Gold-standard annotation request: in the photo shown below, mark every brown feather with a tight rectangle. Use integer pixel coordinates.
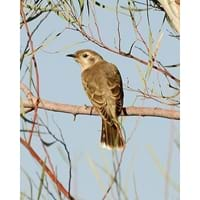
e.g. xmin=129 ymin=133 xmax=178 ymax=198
xmin=82 ymin=60 xmax=125 ymax=149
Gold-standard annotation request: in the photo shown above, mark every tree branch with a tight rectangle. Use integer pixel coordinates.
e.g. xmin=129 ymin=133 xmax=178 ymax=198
xmin=21 ymin=83 xmax=179 ymax=120
xmin=20 ymin=137 xmax=75 ymax=200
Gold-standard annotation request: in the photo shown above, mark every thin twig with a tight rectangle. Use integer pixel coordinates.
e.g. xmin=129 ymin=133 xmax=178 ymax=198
xmin=47 ymin=117 xmax=73 ymax=194
xmin=59 ymin=2 xmax=180 ymax=83
xmin=76 ymin=27 xmax=180 ymax=83
xmin=116 ymin=0 xmax=121 ymax=51
xmin=102 ymin=148 xmax=125 ymax=199
xmin=20 ymin=137 xmax=75 ymax=200
xmin=20 ymin=0 xmax=40 ymax=144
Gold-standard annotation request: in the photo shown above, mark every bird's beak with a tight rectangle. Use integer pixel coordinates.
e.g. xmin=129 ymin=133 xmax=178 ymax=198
xmin=66 ymin=54 xmax=76 ymax=58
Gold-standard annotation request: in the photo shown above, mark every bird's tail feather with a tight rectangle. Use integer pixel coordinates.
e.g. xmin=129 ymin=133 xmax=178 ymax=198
xmin=101 ymin=119 xmax=125 ymax=150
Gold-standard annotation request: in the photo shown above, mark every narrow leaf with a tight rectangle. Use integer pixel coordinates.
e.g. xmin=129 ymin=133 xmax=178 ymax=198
xmin=78 ymin=0 xmax=84 ymax=15
xmin=37 ymin=158 xmax=46 ymax=200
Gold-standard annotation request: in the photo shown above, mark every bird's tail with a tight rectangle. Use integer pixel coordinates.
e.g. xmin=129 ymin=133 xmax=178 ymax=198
xmin=101 ymin=119 xmax=125 ymax=150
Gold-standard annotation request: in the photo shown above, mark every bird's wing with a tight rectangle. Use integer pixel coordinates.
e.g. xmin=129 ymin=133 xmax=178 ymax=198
xmin=81 ymin=62 xmax=123 ymax=124
xmin=106 ymin=66 xmax=123 ymax=116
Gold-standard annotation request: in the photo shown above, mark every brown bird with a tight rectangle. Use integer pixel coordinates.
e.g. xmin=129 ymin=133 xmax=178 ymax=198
xmin=67 ymin=49 xmax=125 ymax=149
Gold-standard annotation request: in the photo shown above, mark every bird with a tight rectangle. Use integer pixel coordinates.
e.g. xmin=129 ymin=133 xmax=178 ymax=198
xmin=67 ymin=49 xmax=125 ymax=149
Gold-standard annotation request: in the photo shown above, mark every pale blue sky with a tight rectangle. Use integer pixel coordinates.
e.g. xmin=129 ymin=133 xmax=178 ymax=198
xmin=21 ymin=1 xmax=179 ymax=199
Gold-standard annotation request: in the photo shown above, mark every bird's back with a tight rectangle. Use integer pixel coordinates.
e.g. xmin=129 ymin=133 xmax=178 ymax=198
xmin=81 ymin=60 xmax=123 ymax=118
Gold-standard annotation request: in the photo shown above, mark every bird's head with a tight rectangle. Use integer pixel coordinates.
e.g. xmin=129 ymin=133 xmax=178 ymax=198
xmin=67 ymin=49 xmax=104 ymax=71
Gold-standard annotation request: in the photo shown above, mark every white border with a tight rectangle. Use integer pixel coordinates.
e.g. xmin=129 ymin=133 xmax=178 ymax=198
xmin=0 ymin=1 xmax=19 ymax=199
xmin=1 ymin=1 xmax=200 ymax=199
xmin=181 ymin=1 xmax=200 ymax=199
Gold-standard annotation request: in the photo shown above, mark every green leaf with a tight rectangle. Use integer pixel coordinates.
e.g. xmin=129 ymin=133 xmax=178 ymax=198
xmin=20 ymin=97 xmax=25 ymax=117
xmin=145 ymin=31 xmax=153 ymax=79
xmin=37 ymin=158 xmax=46 ymax=200
xmin=78 ymin=0 xmax=84 ymax=14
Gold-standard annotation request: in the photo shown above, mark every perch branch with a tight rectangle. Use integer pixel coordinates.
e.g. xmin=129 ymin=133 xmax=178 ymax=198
xmin=21 ymin=83 xmax=179 ymax=120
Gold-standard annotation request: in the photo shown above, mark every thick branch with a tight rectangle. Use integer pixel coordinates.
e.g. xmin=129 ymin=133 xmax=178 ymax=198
xmin=21 ymin=83 xmax=179 ymax=120
xmin=22 ymin=99 xmax=179 ymax=120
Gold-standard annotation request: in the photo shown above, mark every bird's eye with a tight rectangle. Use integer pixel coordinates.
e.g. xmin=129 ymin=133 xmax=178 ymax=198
xmin=83 ymin=54 xmax=88 ymax=58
